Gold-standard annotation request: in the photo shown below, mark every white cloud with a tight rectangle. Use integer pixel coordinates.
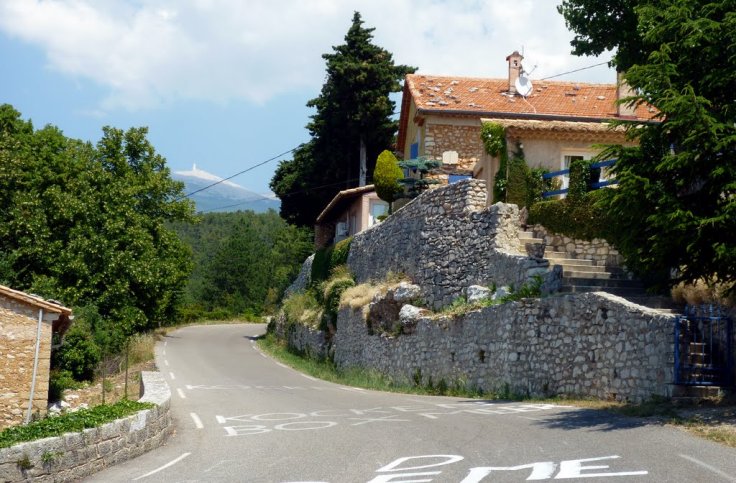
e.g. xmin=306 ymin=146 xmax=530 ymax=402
xmin=0 ymin=0 xmax=615 ymax=110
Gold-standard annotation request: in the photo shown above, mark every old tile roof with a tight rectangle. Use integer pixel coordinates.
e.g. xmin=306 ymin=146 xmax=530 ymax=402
xmin=0 ymin=284 xmax=72 ymax=315
xmin=398 ymin=74 xmax=657 ymax=150
xmin=405 ymin=74 xmax=654 ymax=119
xmin=316 ymin=184 xmax=376 ymax=224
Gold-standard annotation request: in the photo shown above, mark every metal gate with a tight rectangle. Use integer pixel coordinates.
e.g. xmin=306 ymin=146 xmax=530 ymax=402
xmin=674 ymin=304 xmax=734 ymax=386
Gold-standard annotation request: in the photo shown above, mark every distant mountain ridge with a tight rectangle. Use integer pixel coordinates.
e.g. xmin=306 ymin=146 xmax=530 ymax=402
xmin=172 ymin=165 xmax=280 ymax=214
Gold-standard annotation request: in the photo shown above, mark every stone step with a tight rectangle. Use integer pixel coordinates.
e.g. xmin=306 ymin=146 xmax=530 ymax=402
xmin=561 ymin=277 xmax=644 ymax=289
xmin=547 ymin=258 xmax=596 ymax=267
xmin=518 ymin=230 xmax=535 ymax=238
xmin=519 ymin=237 xmax=545 ymax=245
xmin=563 ymin=270 xmax=614 ymax=280
xmin=558 ymin=285 xmax=646 ymax=297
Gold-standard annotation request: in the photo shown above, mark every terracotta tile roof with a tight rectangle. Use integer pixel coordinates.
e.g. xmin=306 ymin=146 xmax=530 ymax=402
xmin=0 ymin=284 xmax=72 ymax=315
xmin=479 ymin=118 xmax=627 ymax=133
xmin=316 ymin=185 xmax=375 ymax=224
xmin=405 ymin=74 xmax=655 ymax=120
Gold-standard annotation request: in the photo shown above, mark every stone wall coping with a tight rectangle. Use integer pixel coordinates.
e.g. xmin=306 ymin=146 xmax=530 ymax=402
xmin=0 ymin=371 xmax=172 ymax=482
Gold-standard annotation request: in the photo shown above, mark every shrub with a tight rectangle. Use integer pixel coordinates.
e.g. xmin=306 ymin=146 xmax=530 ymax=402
xmin=48 ymin=370 xmax=82 ymax=403
xmin=330 ymin=237 xmax=352 ymax=269
xmin=506 ymin=153 xmax=530 ymax=208
xmin=311 ymin=246 xmax=333 ymax=285
xmin=528 ymin=190 xmax=611 ymax=241
xmin=51 ymin=322 xmax=100 ymax=382
xmin=321 ymin=271 xmax=356 ymax=330
xmin=374 ymin=150 xmax=404 ymax=209
xmin=282 ymin=291 xmax=322 ymax=328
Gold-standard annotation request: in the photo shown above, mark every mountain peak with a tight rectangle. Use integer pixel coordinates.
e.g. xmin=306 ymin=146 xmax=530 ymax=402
xmin=174 ymin=164 xmax=242 ymax=189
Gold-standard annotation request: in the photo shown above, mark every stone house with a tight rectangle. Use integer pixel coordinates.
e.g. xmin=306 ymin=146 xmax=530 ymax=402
xmin=396 ymin=51 xmax=656 ymax=204
xmin=0 ymin=285 xmax=72 ymax=429
xmin=314 ymin=184 xmax=389 ymax=249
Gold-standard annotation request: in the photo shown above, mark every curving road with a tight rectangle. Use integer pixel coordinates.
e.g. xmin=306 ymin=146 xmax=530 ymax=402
xmin=87 ymin=324 xmax=736 ymax=482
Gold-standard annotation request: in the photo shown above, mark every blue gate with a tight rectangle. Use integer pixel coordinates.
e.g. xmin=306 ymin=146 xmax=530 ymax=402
xmin=674 ymin=305 xmax=734 ymax=386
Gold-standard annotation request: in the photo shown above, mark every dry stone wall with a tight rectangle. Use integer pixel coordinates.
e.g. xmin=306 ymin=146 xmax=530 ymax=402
xmin=334 ymin=292 xmax=676 ymax=403
xmin=347 ymin=179 xmax=549 ymax=309
xmin=530 ymin=224 xmax=625 ymax=269
xmin=0 ymin=371 xmax=172 ymax=482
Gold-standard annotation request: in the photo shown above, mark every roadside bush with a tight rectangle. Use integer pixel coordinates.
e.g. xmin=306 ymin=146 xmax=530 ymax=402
xmin=48 ymin=370 xmax=82 ymax=403
xmin=320 ymin=267 xmax=356 ymax=330
xmin=330 ymin=237 xmax=352 ymax=269
xmin=528 ymin=189 xmax=610 ymax=241
xmin=51 ymin=322 xmax=100 ymax=382
xmin=282 ymin=290 xmax=322 ymax=328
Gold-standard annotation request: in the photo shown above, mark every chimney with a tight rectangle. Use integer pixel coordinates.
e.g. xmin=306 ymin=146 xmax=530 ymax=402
xmin=506 ymin=51 xmax=524 ymax=94
xmin=616 ymin=71 xmax=637 ymax=118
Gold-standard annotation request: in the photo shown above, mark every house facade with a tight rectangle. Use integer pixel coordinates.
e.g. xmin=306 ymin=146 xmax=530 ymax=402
xmin=396 ymin=52 xmax=655 ymax=203
xmin=315 ymin=185 xmax=389 ymax=248
xmin=0 ymin=285 xmax=72 ymax=429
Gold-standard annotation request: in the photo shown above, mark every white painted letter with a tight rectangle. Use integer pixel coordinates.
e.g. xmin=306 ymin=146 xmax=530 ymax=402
xmin=460 ymin=462 xmax=557 ymax=482
xmin=377 ymin=455 xmax=464 ymax=472
xmin=555 ymin=456 xmax=648 ymax=479
xmin=367 ymin=471 xmax=441 ymax=483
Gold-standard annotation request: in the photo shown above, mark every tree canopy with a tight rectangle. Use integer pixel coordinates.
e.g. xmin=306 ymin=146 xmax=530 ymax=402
xmin=558 ymin=0 xmax=736 ymax=292
xmin=270 ymin=11 xmax=416 ymax=227
xmin=373 ymin=150 xmax=404 ymax=209
xmin=0 ymin=104 xmax=195 ymax=332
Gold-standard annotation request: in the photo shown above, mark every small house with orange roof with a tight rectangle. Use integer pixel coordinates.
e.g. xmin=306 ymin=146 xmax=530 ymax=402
xmin=396 ymin=51 xmax=656 ymax=203
xmin=0 ymin=285 xmax=72 ymax=428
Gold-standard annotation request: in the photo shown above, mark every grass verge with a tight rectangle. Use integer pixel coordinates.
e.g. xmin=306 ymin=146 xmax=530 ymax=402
xmin=0 ymin=400 xmax=153 ymax=448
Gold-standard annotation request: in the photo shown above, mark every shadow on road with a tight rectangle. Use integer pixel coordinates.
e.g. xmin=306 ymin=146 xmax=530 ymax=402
xmin=532 ymin=408 xmax=663 ymax=432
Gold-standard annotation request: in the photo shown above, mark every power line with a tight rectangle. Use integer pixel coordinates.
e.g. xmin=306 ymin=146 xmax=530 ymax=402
xmin=176 ymin=147 xmax=298 ymax=201
xmin=539 ymin=60 xmax=611 ymax=81
xmin=199 ymin=177 xmax=371 ymax=214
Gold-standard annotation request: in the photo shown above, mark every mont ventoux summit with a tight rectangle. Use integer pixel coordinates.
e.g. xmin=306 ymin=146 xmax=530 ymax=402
xmin=171 ymin=164 xmax=280 ymax=213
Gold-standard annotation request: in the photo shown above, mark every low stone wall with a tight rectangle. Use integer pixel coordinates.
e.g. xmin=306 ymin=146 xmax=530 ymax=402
xmin=284 ymin=253 xmax=314 ymax=297
xmin=348 ymin=180 xmax=549 ymax=309
xmin=334 ymin=292 xmax=676 ymax=403
xmin=530 ymin=224 xmax=624 ymax=268
xmin=0 ymin=371 xmax=172 ymax=482
xmin=270 ymin=313 xmax=329 ymax=360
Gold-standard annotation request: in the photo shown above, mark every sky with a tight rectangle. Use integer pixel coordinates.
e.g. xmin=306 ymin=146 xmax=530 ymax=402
xmin=0 ymin=0 xmax=616 ymax=195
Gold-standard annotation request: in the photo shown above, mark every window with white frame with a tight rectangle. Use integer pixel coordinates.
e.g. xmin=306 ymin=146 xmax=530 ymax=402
xmin=561 ymin=151 xmax=593 ymax=192
xmin=369 ymin=200 xmax=389 ymax=226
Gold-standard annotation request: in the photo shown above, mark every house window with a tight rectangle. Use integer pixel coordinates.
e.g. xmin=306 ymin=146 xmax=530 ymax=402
xmin=561 ymin=153 xmax=592 ymax=191
xmin=369 ymin=200 xmax=389 ymax=226
xmin=448 ymin=174 xmax=471 ymax=184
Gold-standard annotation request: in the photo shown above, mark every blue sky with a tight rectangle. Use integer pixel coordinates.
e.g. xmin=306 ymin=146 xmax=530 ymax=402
xmin=0 ymin=1 xmax=615 ymax=195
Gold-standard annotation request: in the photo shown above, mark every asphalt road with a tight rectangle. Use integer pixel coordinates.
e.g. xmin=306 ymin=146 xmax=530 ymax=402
xmin=87 ymin=324 xmax=736 ymax=482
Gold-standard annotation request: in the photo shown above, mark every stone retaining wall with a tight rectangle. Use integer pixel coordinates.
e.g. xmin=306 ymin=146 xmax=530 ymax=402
xmin=0 ymin=371 xmax=172 ymax=482
xmin=530 ymin=224 xmax=624 ymax=268
xmin=270 ymin=313 xmax=329 ymax=360
xmin=334 ymin=292 xmax=676 ymax=403
xmin=347 ymin=180 xmax=549 ymax=309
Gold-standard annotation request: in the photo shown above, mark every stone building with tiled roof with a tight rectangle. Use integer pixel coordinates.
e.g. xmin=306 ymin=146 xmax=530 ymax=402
xmin=0 ymin=285 xmax=72 ymax=428
xmin=396 ymin=51 xmax=657 ymax=204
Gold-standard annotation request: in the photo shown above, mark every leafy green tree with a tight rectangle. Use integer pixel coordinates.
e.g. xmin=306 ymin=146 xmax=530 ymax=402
xmin=558 ymin=0 xmax=736 ymax=291
xmin=373 ymin=150 xmax=404 ymax=212
xmin=0 ymin=105 xmax=195 ymax=331
xmin=270 ymin=12 xmax=416 ymax=227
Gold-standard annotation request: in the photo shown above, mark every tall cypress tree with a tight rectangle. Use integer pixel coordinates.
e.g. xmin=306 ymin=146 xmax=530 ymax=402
xmin=271 ymin=12 xmax=416 ymax=227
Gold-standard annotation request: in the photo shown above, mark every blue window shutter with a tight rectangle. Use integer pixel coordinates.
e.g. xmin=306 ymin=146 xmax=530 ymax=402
xmin=410 ymin=143 xmax=418 ymax=159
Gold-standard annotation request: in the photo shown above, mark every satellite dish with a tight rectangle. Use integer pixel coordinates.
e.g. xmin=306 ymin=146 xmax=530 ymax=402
xmin=515 ymin=75 xmax=533 ymax=97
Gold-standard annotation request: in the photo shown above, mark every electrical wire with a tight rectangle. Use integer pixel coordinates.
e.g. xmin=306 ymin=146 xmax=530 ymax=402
xmin=199 ymin=176 xmax=371 ymax=213
xmin=538 ymin=60 xmax=611 ymax=81
xmin=175 ymin=147 xmax=298 ymax=201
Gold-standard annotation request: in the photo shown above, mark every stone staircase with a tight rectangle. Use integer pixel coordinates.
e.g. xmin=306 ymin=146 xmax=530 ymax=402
xmin=518 ymin=230 xmax=646 ymax=298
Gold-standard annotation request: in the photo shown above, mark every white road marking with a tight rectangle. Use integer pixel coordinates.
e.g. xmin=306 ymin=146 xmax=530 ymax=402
xmin=340 ymin=387 xmax=366 ymax=393
xmin=679 ymin=454 xmax=736 ymax=482
xmin=216 ymin=415 xmax=226 ymax=424
xmin=190 ymin=412 xmax=203 ymax=429
xmin=132 ymin=452 xmax=191 ymax=480
xmin=517 ymin=416 xmax=544 ymax=421
xmin=301 ymin=374 xmax=318 ymax=382
xmin=276 ymin=362 xmax=289 ymax=369
xmin=162 ymin=350 xmax=166 ymax=356
xmin=169 ymin=372 xmax=176 ymax=380
xmin=164 ymin=359 xmax=170 ymax=367
xmin=164 ymin=341 xmax=168 ymax=347
xmin=177 ymin=388 xmax=186 ymax=399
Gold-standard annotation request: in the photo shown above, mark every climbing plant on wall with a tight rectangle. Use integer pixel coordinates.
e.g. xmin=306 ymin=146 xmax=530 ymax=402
xmin=480 ymin=122 xmax=509 ymax=202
